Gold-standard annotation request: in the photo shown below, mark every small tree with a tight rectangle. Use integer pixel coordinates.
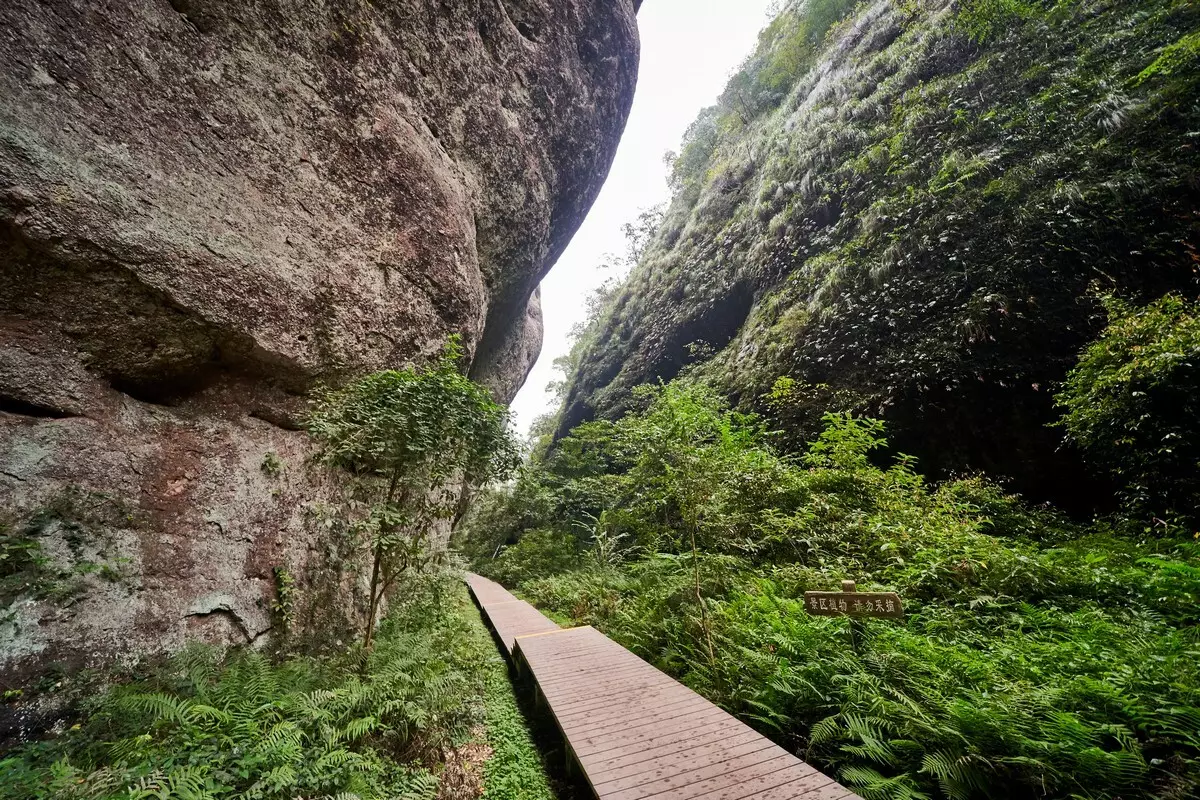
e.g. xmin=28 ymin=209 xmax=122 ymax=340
xmin=1055 ymin=293 xmax=1200 ymax=530
xmin=307 ymin=336 xmax=520 ymax=648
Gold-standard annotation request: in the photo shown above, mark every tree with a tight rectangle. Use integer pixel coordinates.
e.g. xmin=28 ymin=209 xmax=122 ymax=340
xmin=307 ymin=336 xmax=520 ymax=648
xmin=1055 ymin=294 xmax=1200 ymax=530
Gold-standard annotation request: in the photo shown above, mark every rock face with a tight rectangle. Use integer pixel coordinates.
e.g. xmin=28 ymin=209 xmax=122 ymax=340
xmin=560 ymin=0 xmax=1198 ymax=509
xmin=0 ymin=0 xmax=638 ymax=690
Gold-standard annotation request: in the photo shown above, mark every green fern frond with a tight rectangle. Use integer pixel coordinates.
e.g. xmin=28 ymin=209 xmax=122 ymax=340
xmin=117 ymin=692 xmax=192 ymax=727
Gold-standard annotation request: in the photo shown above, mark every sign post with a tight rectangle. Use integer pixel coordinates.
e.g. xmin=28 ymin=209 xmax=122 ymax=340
xmin=804 ymin=580 xmax=904 ymax=652
xmin=804 ymin=580 xmax=904 ymax=619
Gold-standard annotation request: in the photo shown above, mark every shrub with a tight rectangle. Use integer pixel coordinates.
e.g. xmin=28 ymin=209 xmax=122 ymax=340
xmin=1055 ymin=293 xmax=1200 ymax=529
xmin=480 ymin=529 xmax=582 ymax=587
xmin=307 ymin=336 xmax=520 ymax=647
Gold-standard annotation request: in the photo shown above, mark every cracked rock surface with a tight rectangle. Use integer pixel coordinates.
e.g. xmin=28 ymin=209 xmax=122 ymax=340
xmin=0 ymin=0 xmax=638 ymax=691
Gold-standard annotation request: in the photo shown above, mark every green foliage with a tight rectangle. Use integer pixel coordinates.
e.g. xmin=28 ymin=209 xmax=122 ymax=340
xmin=557 ymin=0 xmax=1200 ymax=506
xmin=720 ymin=0 xmax=861 ymax=124
xmin=758 ymin=0 xmax=862 ymax=90
xmin=461 ymin=382 xmax=1200 ymax=799
xmin=259 ymin=453 xmax=284 ymax=478
xmin=479 ymin=529 xmax=582 ymax=588
xmin=803 ymin=412 xmax=887 ymax=469
xmin=308 ymin=336 xmax=518 ymax=488
xmin=955 ymin=0 xmax=1045 ymax=44
xmin=271 ymin=566 xmax=296 ymax=630
xmin=0 ymin=525 xmax=52 ymax=606
xmin=1 ymin=487 xmax=139 ymax=609
xmin=0 ymin=574 xmax=544 ymax=800
xmin=1136 ymin=29 xmax=1200 ymax=84
xmin=479 ymin=651 xmax=555 ymax=800
xmin=668 ymin=107 xmax=721 ymax=196
xmin=307 ymin=336 xmax=520 ymax=647
xmin=1055 ymin=293 xmax=1200 ymax=527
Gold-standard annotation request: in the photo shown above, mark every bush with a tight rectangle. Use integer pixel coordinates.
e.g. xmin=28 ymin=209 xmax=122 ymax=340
xmin=459 ymin=379 xmax=1200 ymax=799
xmin=1055 ymin=294 xmax=1200 ymax=529
xmin=481 ymin=529 xmax=582 ymax=587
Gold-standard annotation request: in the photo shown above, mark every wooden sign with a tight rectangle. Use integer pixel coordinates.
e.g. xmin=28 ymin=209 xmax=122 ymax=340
xmin=804 ymin=580 xmax=904 ymax=619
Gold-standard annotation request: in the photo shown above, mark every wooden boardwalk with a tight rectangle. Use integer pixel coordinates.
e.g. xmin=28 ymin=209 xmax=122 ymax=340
xmin=465 ymin=573 xmax=861 ymax=800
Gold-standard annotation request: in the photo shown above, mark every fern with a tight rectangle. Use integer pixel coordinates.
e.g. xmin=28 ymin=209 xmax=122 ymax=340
xmin=116 ymin=692 xmax=193 ymax=727
xmin=2 ymin=573 xmax=499 ymax=800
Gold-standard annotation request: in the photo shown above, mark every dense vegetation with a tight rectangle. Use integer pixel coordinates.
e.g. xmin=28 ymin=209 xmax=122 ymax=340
xmin=5 ymin=1 xmax=1198 ymax=798
xmin=1 ymin=345 xmax=548 ymax=799
xmin=496 ymin=10 xmax=1200 ymax=793
xmin=558 ymin=0 xmax=1200 ymax=508
xmin=306 ymin=336 xmax=520 ymax=648
xmin=1055 ymin=293 xmax=1200 ymax=529
xmin=459 ymin=379 xmax=1200 ymax=799
xmin=0 ymin=571 xmax=555 ymax=800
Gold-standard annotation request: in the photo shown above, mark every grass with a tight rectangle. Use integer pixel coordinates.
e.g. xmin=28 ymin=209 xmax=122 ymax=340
xmin=479 ymin=655 xmax=555 ymax=800
xmin=0 ymin=572 xmax=560 ymax=800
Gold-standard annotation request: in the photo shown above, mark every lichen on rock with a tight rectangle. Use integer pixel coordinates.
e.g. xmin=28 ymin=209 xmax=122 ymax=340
xmin=0 ymin=0 xmax=639 ymax=695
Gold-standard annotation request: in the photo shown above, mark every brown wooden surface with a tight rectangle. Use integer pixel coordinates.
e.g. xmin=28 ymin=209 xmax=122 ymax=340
xmin=803 ymin=591 xmax=904 ymax=619
xmin=465 ymin=573 xmax=862 ymax=800
xmin=465 ymin=573 xmax=560 ymax=651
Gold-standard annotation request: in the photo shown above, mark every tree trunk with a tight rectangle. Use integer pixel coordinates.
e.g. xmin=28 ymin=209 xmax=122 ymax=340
xmin=363 ymin=542 xmax=384 ymax=651
xmin=363 ymin=470 xmax=403 ymax=650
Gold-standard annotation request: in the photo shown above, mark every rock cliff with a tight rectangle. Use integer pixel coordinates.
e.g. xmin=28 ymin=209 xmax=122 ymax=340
xmin=0 ymin=0 xmax=638 ymax=691
xmin=559 ymin=0 xmax=1198 ymax=509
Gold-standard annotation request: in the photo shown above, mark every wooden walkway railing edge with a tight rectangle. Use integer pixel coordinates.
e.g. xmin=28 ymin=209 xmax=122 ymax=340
xmin=465 ymin=572 xmax=862 ymax=800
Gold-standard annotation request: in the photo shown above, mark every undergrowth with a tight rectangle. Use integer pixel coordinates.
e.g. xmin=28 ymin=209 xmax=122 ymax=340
xmin=478 ymin=658 xmax=554 ymax=800
xmin=0 ymin=571 xmax=552 ymax=800
xmin=458 ymin=382 xmax=1200 ymax=799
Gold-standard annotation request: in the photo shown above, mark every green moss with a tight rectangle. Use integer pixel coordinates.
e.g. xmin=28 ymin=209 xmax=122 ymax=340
xmin=558 ymin=0 xmax=1200 ymax=504
xmin=1 ymin=487 xmax=139 ymax=608
xmin=479 ymin=655 xmax=555 ymax=800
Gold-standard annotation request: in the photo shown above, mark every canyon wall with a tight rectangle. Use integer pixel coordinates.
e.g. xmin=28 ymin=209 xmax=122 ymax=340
xmin=559 ymin=0 xmax=1198 ymax=509
xmin=0 ymin=0 xmax=638 ymax=694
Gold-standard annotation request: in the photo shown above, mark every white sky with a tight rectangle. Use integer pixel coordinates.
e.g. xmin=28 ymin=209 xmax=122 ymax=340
xmin=510 ymin=0 xmax=777 ymax=435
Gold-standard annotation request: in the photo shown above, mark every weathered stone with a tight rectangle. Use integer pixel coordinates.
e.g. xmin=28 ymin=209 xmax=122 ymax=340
xmin=0 ymin=0 xmax=639 ymax=693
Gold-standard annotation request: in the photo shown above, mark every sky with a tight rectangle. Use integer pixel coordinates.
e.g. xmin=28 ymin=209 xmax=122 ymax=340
xmin=508 ymin=0 xmax=778 ymax=436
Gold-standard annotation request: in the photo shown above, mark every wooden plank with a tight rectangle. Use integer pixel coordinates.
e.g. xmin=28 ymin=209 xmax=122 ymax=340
xmin=569 ymin=706 xmax=735 ymax=758
xmin=465 ymin=573 xmax=519 ymax=605
xmin=602 ymin=751 xmax=803 ymax=800
xmin=557 ymin=692 xmax=707 ymax=727
xmin=591 ymin=737 xmax=779 ymax=794
xmin=586 ymin=728 xmax=765 ymax=782
xmin=537 ymin=666 xmax=669 ymax=695
xmin=561 ymin=696 xmax=724 ymax=740
xmin=642 ymin=756 xmax=807 ymax=800
xmin=749 ymin=771 xmax=843 ymax=800
xmin=476 ymin=596 xmax=561 ymax=653
xmin=579 ymin=717 xmax=756 ymax=773
xmin=465 ymin=575 xmax=862 ymax=800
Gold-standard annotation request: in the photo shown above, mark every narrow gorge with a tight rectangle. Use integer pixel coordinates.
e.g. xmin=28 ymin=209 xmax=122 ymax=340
xmin=2 ymin=0 xmax=1199 ymax=798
